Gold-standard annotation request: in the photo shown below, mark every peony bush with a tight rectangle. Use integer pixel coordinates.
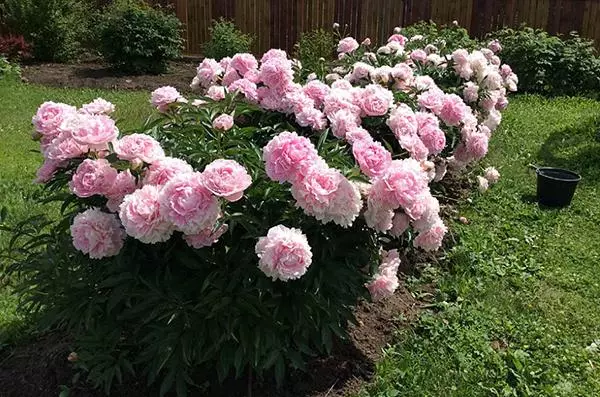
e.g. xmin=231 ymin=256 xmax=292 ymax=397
xmin=6 ymin=28 xmax=516 ymax=395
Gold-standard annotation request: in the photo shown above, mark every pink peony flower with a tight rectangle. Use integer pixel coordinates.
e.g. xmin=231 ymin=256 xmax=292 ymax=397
xmin=201 ymin=159 xmax=252 ymax=202
xmin=418 ymin=124 xmax=446 ymax=155
xmin=184 ymin=223 xmax=228 ymax=249
xmin=114 ymin=134 xmax=165 ymax=164
xmin=79 ymin=98 xmax=115 ymax=115
xmin=69 ymin=159 xmax=118 ymax=198
xmin=159 ymin=173 xmax=220 ymax=234
xmin=119 ymin=185 xmax=174 ymax=243
xmin=352 ymin=138 xmax=393 ymax=178
xmin=151 ymin=86 xmax=186 ymax=112
xmin=387 ymin=104 xmax=418 ymax=138
xmin=500 ymin=64 xmax=513 ymax=78
xmin=465 ymin=132 xmax=489 ymax=160
xmin=390 ymin=212 xmax=410 ymax=237
xmin=337 ymin=37 xmax=359 ymax=53
xmin=438 ymin=94 xmax=468 ymax=126
xmin=303 ymin=80 xmax=330 ymax=108
xmin=230 ymin=53 xmax=258 ymax=76
xmin=360 ymin=84 xmax=394 ymax=117
xmin=263 ymin=131 xmax=320 ymax=183
xmin=362 ymin=37 xmax=371 ymax=46
xmin=410 ymin=49 xmax=427 ymax=62
xmin=463 ymin=82 xmax=479 ymax=103
xmin=259 ymin=58 xmax=294 ymax=91
xmin=323 ymin=88 xmax=360 ymax=118
xmin=488 ymin=39 xmax=502 ymax=53
xmin=329 ymin=109 xmax=360 ymax=139
xmin=369 ymin=159 xmax=428 ymax=210
xmin=196 ymin=58 xmax=223 ymax=88
xmin=452 ymin=49 xmax=469 ymax=65
xmin=417 ymin=88 xmax=445 ymax=114
xmin=391 ymin=63 xmax=413 ymax=81
xmin=45 ymin=133 xmax=88 ymax=161
xmin=143 ymin=157 xmax=194 ymax=186
xmin=291 ymin=164 xmax=361 ymax=227
xmin=295 ymin=108 xmax=327 ymax=131
xmin=483 ymin=166 xmax=500 ymax=184
xmin=228 ymin=78 xmax=259 ymax=102
xmin=221 ymin=67 xmax=241 ymax=87
xmin=365 ymin=273 xmax=399 ymax=301
xmin=62 ymin=113 xmax=118 ymax=150
xmin=71 ymin=209 xmax=125 ymax=259
xmin=387 ymin=34 xmax=407 ymax=45
xmin=413 ymin=75 xmax=436 ymax=91
xmin=398 ymin=134 xmax=429 ymax=161
xmin=260 ymin=49 xmax=288 ymax=63
xmin=106 ymin=170 xmax=137 ymax=212
xmin=255 ymin=225 xmax=313 ymax=281
xmin=212 ymin=114 xmax=234 ymax=131
xmin=346 ymin=127 xmax=371 ymax=144
xmin=409 ymin=192 xmax=440 ymax=229
xmin=206 ymin=85 xmax=226 ymax=101
xmin=413 ymin=220 xmax=447 ymax=251
xmin=350 ymin=62 xmax=375 ymax=81
xmin=32 ymin=102 xmax=77 ymax=139
xmin=484 ymin=109 xmax=502 ymax=131
xmin=35 ymin=159 xmax=62 ymax=184
xmin=364 ymin=201 xmax=394 ymax=232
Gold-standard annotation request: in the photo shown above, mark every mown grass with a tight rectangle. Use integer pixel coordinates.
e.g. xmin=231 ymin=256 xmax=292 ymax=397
xmin=362 ymin=96 xmax=600 ymax=396
xmin=0 ymin=79 xmax=152 ymax=342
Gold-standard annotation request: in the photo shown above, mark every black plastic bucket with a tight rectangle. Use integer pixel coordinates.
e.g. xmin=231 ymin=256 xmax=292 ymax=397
xmin=536 ymin=167 xmax=581 ymax=207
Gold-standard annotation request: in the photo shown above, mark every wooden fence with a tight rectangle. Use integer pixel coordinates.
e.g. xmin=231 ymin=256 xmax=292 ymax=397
xmin=152 ymin=0 xmax=600 ymax=55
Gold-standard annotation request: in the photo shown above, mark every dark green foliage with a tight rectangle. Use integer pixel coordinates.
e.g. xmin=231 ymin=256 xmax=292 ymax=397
xmin=0 ymin=56 xmax=20 ymax=79
xmin=295 ymin=29 xmax=336 ymax=79
xmin=3 ymin=95 xmax=381 ymax=396
xmin=0 ymin=0 xmax=91 ymax=62
xmin=401 ymin=21 xmax=479 ymax=54
xmin=97 ymin=1 xmax=183 ymax=74
xmin=488 ymin=26 xmax=600 ymax=96
xmin=203 ymin=18 xmax=254 ymax=60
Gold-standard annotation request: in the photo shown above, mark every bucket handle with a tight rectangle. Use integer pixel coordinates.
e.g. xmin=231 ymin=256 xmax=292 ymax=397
xmin=528 ymin=164 xmax=539 ymax=172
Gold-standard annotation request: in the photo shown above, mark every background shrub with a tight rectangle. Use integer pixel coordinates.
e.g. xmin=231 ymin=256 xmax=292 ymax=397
xmin=488 ymin=26 xmax=600 ymax=96
xmin=0 ymin=56 xmax=20 ymax=79
xmin=97 ymin=1 xmax=183 ymax=75
xmin=401 ymin=21 xmax=478 ymax=53
xmin=0 ymin=35 xmax=32 ymax=62
xmin=203 ymin=18 xmax=254 ymax=60
xmin=294 ymin=29 xmax=335 ymax=78
xmin=0 ymin=0 xmax=90 ymax=62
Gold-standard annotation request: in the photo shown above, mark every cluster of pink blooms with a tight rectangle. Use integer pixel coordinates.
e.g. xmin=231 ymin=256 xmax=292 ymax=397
xmin=366 ymin=249 xmax=401 ymax=301
xmin=32 ymin=99 xmax=252 ymax=258
xmin=263 ymin=131 xmax=362 ymax=227
xmin=477 ymin=166 xmax=501 ymax=193
xmin=32 ymin=30 xmax=515 ymax=302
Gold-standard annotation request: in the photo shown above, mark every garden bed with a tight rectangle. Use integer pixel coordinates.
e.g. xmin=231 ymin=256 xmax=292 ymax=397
xmin=0 ymin=282 xmax=425 ymax=397
xmin=20 ymin=60 xmax=199 ymax=93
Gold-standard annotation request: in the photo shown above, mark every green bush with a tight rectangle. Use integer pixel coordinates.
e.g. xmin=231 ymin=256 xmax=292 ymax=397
xmin=203 ymin=18 xmax=254 ymax=60
xmin=295 ymin=29 xmax=335 ymax=78
xmin=487 ymin=26 xmax=600 ymax=96
xmin=401 ymin=21 xmax=479 ymax=54
xmin=0 ymin=56 xmax=20 ymax=79
xmin=97 ymin=1 xmax=183 ymax=74
xmin=0 ymin=0 xmax=90 ymax=62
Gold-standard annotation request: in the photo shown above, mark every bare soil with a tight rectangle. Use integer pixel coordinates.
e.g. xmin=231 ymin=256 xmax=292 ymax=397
xmin=20 ymin=60 xmax=199 ymax=93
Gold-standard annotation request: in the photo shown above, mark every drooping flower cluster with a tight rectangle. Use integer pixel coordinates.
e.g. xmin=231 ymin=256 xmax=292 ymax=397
xmin=263 ymin=131 xmax=362 ymax=228
xmin=32 ymin=97 xmax=252 ymax=258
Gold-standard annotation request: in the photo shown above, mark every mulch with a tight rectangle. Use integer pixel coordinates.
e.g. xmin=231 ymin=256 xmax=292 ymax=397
xmin=20 ymin=60 xmax=200 ymax=93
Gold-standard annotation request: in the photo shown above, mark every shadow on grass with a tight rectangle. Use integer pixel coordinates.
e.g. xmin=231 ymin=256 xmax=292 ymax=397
xmin=537 ymin=116 xmax=600 ymax=184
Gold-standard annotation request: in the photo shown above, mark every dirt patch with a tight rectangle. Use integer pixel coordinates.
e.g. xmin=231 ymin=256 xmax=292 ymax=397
xmin=20 ymin=61 xmax=199 ymax=93
xmin=0 ymin=281 xmax=423 ymax=397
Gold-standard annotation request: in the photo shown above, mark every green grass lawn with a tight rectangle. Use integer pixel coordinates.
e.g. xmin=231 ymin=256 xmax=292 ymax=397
xmin=0 ymin=79 xmax=152 ymax=341
xmin=1 ymin=79 xmax=600 ymax=396
xmin=363 ymin=96 xmax=600 ymax=396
